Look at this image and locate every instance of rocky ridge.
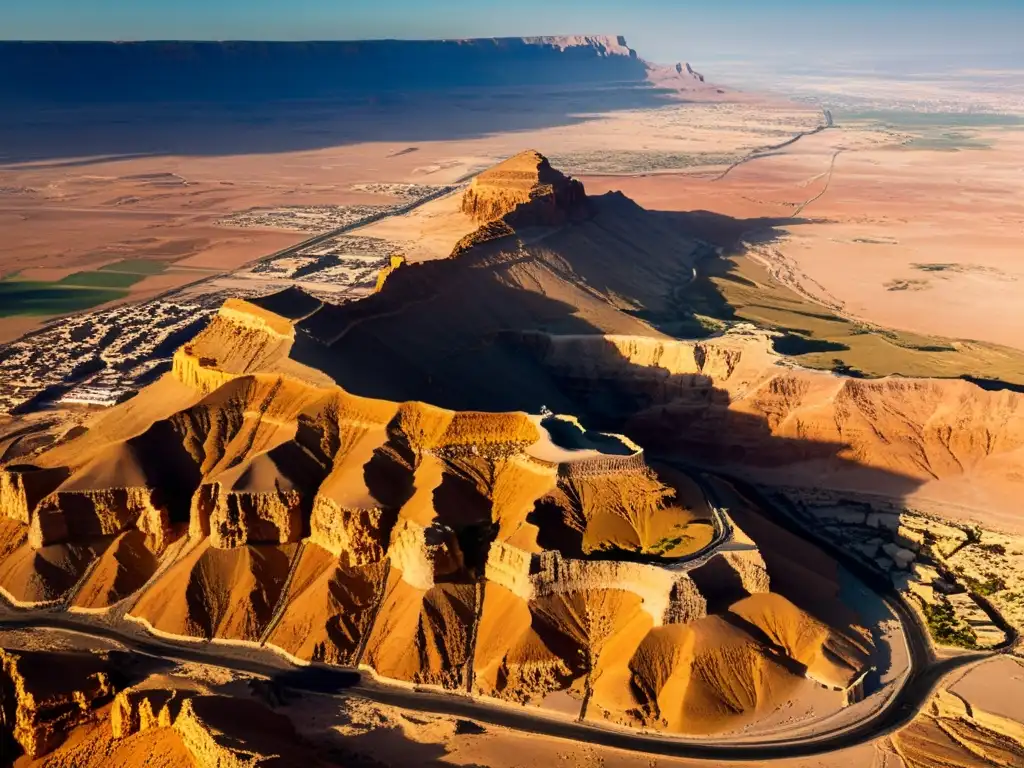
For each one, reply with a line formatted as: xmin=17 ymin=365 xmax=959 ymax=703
xmin=460 ymin=149 xmax=589 ymax=226
xmin=0 ymin=300 xmax=870 ymax=734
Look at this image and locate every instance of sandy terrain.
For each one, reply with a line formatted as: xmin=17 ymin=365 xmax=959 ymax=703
xmin=0 ymin=95 xmax=822 ymax=343
xmin=2 ymin=49 xmax=1024 ymax=764
xmin=582 ymin=120 xmax=1024 ymax=351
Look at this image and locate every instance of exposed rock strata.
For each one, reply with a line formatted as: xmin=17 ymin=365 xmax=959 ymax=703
xmin=460 ymin=150 xmax=588 ymax=226
xmin=0 ymin=297 xmax=874 ymax=736
xmin=0 ymin=648 xmax=115 ymax=758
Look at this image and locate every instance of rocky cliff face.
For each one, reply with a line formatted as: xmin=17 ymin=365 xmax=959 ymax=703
xmin=1 ymin=36 xmax=652 ymax=104
xmin=0 ymin=649 xmax=114 ymax=758
xmin=0 ymin=299 xmax=872 ymax=736
xmin=460 ymin=150 xmax=589 ymax=227
xmin=522 ymin=329 xmax=1024 ymax=516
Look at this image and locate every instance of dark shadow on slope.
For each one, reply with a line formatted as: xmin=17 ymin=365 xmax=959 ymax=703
xmin=278 ymin=197 xmax=930 ymax=648
xmin=688 ymin=554 xmax=751 ymax=614
xmin=289 ymin=199 xmax=816 ymax=413
xmin=278 ymin=197 xmax=935 ymax=642
xmin=540 ymin=415 xmax=634 ymax=456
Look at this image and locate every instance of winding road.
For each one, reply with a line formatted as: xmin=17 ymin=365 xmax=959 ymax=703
xmin=0 ymin=466 xmax=1007 ymax=761
xmin=713 ymin=109 xmax=835 ymax=182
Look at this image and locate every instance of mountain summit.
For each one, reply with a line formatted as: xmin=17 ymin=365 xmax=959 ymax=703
xmin=460 ymin=149 xmax=588 ymax=225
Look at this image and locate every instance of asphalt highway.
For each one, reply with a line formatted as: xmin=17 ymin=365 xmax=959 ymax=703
xmin=0 ymin=467 xmax=1005 ymax=761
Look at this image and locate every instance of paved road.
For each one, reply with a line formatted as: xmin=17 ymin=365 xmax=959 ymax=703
xmin=0 ymin=466 xmax=1004 ymax=761
xmin=713 ymin=109 xmax=835 ymax=182
xmin=0 ymin=605 xmax=992 ymax=762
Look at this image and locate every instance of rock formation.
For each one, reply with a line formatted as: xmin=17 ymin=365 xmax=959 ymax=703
xmin=0 ymin=154 xmax=917 ymax=742
xmin=0 ymin=648 xmax=115 ymax=757
xmin=0 ymin=661 xmax=342 ymax=766
xmin=0 ymin=299 xmax=870 ymax=735
xmin=460 ymin=150 xmax=588 ymax=226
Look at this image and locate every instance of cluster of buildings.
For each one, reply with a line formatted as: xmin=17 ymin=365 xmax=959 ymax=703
xmin=770 ymin=486 xmax=1007 ymax=649
xmin=0 ymin=300 xmax=213 ymax=415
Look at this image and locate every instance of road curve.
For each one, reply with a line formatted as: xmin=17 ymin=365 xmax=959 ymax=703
xmin=0 ymin=607 xmax=992 ymax=762
xmin=0 ymin=468 xmax=1001 ymax=761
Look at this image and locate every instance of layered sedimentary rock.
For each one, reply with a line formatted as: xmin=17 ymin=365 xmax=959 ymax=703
xmin=41 ymin=674 xmax=332 ymax=767
xmin=530 ymin=551 xmax=706 ymax=625
xmin=522 ymin=330 xmax=1024 ymax=518
xmin=0 ymin=649 xmax=115 ymax=757
xmin=0 ymin=297 xmax=874 ymax=736
xmin=0 ymin=154 xmax=895 ymax=737
xmin=460 ymin=150 xmax=588 ymax=226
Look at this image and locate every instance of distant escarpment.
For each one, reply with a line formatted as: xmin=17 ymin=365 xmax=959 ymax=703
xmin=1 ymin=36 xmax=652 ymax=104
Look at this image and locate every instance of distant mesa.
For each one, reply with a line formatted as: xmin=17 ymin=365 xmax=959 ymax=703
xmin=676 ymin=62 xmax=705 ymax=82
xmin=1 ymin=36 xmax=657 ymax=104
xmin=520 ymin=34 xmax=639 ymax=58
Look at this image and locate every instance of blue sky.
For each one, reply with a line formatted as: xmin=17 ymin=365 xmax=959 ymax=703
xmin=4 ymin=0 xmax=1023 ymax=70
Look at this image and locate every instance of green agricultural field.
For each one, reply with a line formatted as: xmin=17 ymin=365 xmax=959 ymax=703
xmin=59 ymin=270 xmax=147 ymax=288
xmin=0 ymin=280 xmax=127 ymax=317
xmin=97 ymin=258 xmax=171 ymax=275
xmin=666 ymin=252 xmax=1024 ymax=387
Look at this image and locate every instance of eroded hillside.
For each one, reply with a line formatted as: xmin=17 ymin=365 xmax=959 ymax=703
xmin=3 ymin=151 xmax=1023 ymax=761
xmin=0 ymin=299 xmax=871 ymax=739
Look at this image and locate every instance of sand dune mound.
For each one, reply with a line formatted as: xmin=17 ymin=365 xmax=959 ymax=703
xmin=362 ymin=568 xmax=476 ymax=688
xmin=71 ymin=529 xmax=160 ymax=611
xmin=629 ymin=615 xmax=804 ymax=734
xmin=266 ymin=544 xmax=387 ymax=665
xmin=130 ymin=540 xmax=298 ymax=641
xmin=729 ymin=592 xmax=871 ymax=690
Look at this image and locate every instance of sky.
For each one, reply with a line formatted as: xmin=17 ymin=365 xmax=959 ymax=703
xmin=3 ymin=0 xmax=1023 ymax=73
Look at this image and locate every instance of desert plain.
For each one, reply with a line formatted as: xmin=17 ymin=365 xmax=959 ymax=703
xmin=0 ymin=36 xmax=1023 ymax=768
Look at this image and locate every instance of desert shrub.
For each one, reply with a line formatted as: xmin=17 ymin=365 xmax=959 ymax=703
xmin=921 ymin=597 xmax=977 ymax=649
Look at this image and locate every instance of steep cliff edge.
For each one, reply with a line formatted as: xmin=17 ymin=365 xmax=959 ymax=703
xmin=0 ymin=298 xmax=871 ymax=736
xmin=460 ymin=150 xmax=589 ymax=226
xmin=523 ymin=330 xmax=1024 ymax=524
xmin=1 ymin=36 xmax=659 ymax=104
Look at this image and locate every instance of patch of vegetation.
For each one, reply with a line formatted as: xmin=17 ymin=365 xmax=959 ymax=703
xmin=666 ymin=251 xmax=1024 ymax=385
xmin=830 ymin=359 xmax=868 ymax=378
xmin=884 ymin=278 xmax=930 ymax=292
xmin=59 ymin=271 xmax=147 ymax=289
xmin=97 ymin=258 xmax=170 ymax=275
xmin=0 ymin=280 xmax=127 ymax=317
xmin=921 ymin=596 xmax=978 ymax=649
xmin=912 ymin=263 xmax=958 ymax=273
xmin=772 ymin=333 xmax=850 ymax=355
xmin=651 ymin=533 xmax=694 ymax=556
xmin=835 ymin=111 xmax=1024 ymax=129
xmin=978 ymin=542 xmax=1007 ymax=556
xmin=963 ymin=572 xmax=1007 ymax=596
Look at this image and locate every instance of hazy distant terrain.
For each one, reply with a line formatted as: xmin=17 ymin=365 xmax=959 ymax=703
xmin=2 ymin=33 xmax=1024 ymax=768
